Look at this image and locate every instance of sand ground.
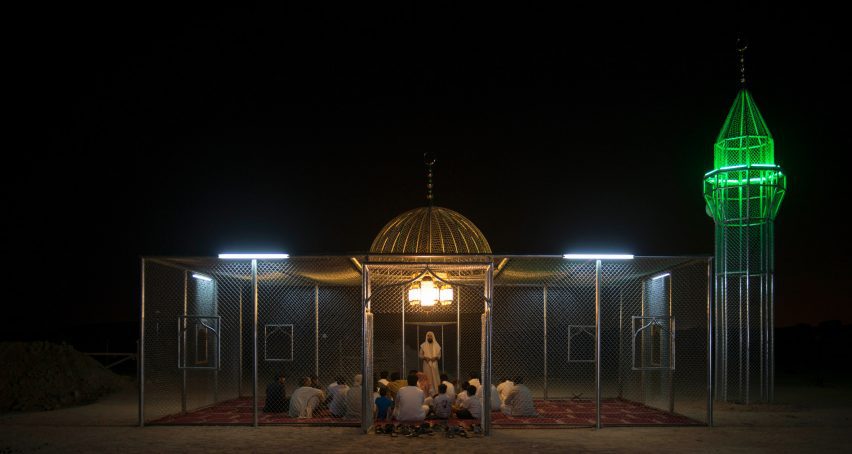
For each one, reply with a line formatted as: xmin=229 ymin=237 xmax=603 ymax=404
xmin=1 ymin=382 xmax=850 ymax=453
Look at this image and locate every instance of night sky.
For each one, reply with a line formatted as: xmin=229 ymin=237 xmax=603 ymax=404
xmin=8 ymin=3 xmax=849 ymax=340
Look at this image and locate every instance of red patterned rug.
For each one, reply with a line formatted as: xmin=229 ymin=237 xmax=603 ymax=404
xmin=150 ymin=397 xmax=702 ymax=427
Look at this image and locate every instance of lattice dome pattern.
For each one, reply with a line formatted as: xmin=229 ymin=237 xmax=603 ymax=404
xmin=370 ymin=206 xmax=491 ymax=254
xmin=714 ymin=89 xmax=774 ymax=168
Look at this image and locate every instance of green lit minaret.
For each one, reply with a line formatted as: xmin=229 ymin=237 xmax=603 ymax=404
xmin=704 ymin=41 xmax=786 ymax=404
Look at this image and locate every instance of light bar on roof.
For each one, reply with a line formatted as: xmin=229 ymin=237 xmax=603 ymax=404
xmin=218 ymin=253 xmax=290 ymax=259
xmin=563 ymin=254 xmax=634 ymax=260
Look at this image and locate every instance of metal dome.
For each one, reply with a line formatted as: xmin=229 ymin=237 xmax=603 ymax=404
xmin=370 ymin=206 xmax=491 ymax=254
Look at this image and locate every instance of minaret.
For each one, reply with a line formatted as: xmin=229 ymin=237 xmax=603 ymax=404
xmin=704 ymin=40 xmax=786 ymax=404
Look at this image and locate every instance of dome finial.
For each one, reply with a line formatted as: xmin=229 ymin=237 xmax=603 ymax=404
xmin=736 ymin=35 xmax=748 ymax=88
xmin=424 ymin=152 xmax=436 ymax=206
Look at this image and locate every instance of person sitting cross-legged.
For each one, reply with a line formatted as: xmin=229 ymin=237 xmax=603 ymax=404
xmin=432 ymin=383 xmax=453 ymax=419
xmin=263 ymin=372 xmax=289 ymax=413
xmin=374 ymin=387 xmax=394 ymax=421
xmin=327 ymin=376 xmax=349 ymax=417
xmin=455 ymin=384 xmax=482 ymax=419
xmin=394 ymin=374 xmax=430 ymax=423
xmin=343 ymin=374 xmax=363 ymax=419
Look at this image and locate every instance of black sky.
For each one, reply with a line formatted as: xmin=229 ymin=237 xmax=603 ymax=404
xmin=7 ymin=2 xmax=850 ymax=338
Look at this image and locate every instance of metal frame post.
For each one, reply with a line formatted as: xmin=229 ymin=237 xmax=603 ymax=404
xmin=668 ymin=273 xmax=674 ymax=413
xmin=595 ymin=259 xmax=602 ymax=430
xmin=138 ymin=258 xmax=146 ymax=427
xmin=618 ymin=287 xmax=623 ymax=399
xmin=182 ymin=270 xmax=188 ymax=413
xmin=401 ymin=287 xmax=406 ymax=376
xmin=707 ymin=258 xmax=715 ymax=426
xmin=457 ymin=290 xmax=461 ymax=384
xmin=543 ymin=285 xmax=548 ymax=400
xmin=361 ymin=265 xmax=372 ymax=433
xmin=238 ymin=288 xmax=243 ymax=397
xmin=483 ymin=262 xmax=494 ymax=435
xmin=251 ymin=259 xmax=259 ymax=427
xmin=315 ymin=285 xmax=320 ymax=378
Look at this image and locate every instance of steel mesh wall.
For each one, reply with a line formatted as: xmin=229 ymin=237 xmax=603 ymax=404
xmin=599 ymin=258 xmax=710 ymax=425
xmin=492 ymin=257 xmax=710 ymax=426
xmin=143 ymin=256 xmax=709 ymax=429
xmin=142 ymin=259 xmax=248 ymax=423
xmin=142 ymin=257 xmax=362 ymax=425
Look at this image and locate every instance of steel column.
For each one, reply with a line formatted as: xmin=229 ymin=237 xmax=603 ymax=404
xmin=457 ymin=291 xmax=461 ymax=385
xmin=138 ymin=258 xmax=145 ymax=427
xmin=595 ymin=259 xmax=601 ymax=430
xmin=401 ymin=287 xmax=405 ymax=376
xmin=182 ymin=270 xmax=188 ymax=414
xmin=483 ymin=262 xmax=494 ymax=435
xmin=251 ymin=259 xmax=258 ymax=427
xmin=668 ymin=273 xmax=674 ymax=413
xmin=238 ymin=288 xmax=243 ymax=397
xmin=543 ymin=285 xmax=548 ymax=401
xmin=707 ymin=258 xmax=715 ymax=426
xmin=315 ymin=285 xmax=320 ymax=378
xmin=361 ymin=266 xmax=372 ymax=433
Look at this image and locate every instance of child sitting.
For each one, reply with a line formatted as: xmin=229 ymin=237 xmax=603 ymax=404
xmin=374 ymin=387 xmax=394 ymax=421
xmin=432 ymin=383 xmax=452 ymax=419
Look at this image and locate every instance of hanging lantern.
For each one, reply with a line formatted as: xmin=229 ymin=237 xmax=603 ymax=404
xmin=407 ymin=273 xmax=452 ymax=308
xmin=408 ymin=281 xmax=421 ymax=305
xmin=419 ymin=275 xmax=437 ymax=307
xmin=438 ymin=282 xmax=453 ymax=305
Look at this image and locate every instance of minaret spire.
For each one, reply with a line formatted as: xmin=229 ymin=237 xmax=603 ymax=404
xmin=424 ymin=152 xmax=435 ymax=206
xmin=737 ymin=35 xmax=748 ymax=88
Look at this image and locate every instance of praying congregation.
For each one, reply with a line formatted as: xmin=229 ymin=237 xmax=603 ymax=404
xmin=264 ymin=332 xmax=537 ymax=424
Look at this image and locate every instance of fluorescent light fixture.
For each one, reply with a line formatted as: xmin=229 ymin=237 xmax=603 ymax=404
xmin=218 ymin=253 xmax=290 ymax=259
xmin=192 ymin=273 xmax=212 ymax=281
xmin=651 ymin=273 xmax=671 ymax=281
xmin=563 ymin=254 xmax=634 ymax=260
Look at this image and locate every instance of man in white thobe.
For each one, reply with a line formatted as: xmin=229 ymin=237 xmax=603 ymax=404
xmin=289 ymin=377 xmax=326 ymax=418
xmin=343 ymin=374 xmax=362 ymax=419
xmin=440 ymin=373 xmax=456 ymax=402
xmin=500 ymin=377 xmax=538 ymax=417
xmin=419 ymin=331 xmax=441 ymax=395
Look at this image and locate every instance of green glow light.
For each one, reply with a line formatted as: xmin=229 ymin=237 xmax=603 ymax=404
xmin=713 ymin=90 xmax=774 ymax=169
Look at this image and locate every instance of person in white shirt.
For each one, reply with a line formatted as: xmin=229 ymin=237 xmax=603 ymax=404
xmin=289 ymin=377 xmax=326 ymax=418
xmin=394 ymin=374 xmax=429 ymax=422
xmin=455 ymin=381 xmax=470 ymax=406
xmin=343 ymin=374 xmax=362 ymax=419
xmin=327 ymin=377 xmax=349 ymax=417
xmin=456 ymin=384 xmax=482 ymax=419
xmin=440 ymin=374 xmax=456 ymax=402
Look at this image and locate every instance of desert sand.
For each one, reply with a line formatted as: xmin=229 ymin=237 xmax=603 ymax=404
xmin=1 ymin=382 xmax=850 ymax=453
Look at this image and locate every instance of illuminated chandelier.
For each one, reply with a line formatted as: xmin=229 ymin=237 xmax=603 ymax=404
xmin=408 ymin=273 xmax=453 ymax=307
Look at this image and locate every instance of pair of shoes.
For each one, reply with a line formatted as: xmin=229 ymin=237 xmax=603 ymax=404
xmin=471 ymin=424 xmax=483 ymax=436
xmin=456 ymin=426 xmax=470 ymax=438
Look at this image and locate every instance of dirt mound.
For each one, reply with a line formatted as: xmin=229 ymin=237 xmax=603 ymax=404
xmin=0 ymin=341 xmax=124 ymax=411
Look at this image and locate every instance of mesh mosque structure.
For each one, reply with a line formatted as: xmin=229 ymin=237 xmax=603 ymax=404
xmin=139 ymin=85 xmax=785 ymax=434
